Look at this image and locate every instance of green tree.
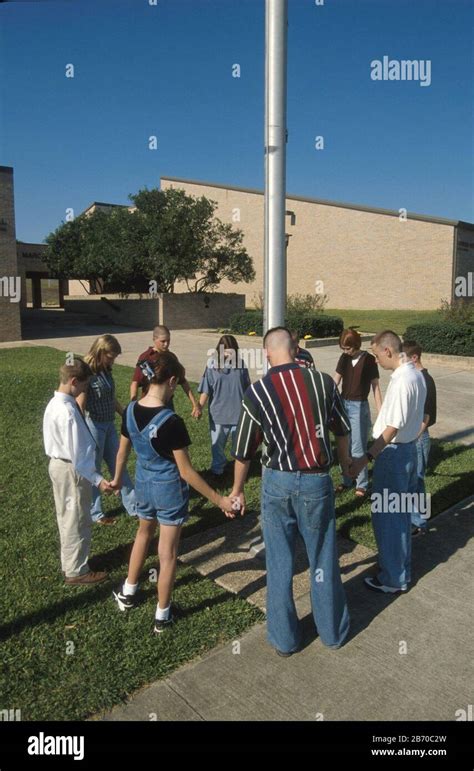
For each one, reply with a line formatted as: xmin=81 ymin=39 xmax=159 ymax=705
xmin=43 ymin=188 xmax=255 ymax=294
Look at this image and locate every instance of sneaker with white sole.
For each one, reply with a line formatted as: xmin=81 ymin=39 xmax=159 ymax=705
xmin=112 ymin=587 xmax=138 ymax=611
xmin=153 ymin=613 xmax=175 ymax=634
xmin=364 ymin=576 xmax=407 ymax=594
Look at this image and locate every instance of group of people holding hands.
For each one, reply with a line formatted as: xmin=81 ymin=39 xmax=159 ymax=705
xmin=43 ymin=321 xmax=436 ymax=650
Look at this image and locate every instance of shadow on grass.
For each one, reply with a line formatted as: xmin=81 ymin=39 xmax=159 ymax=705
xmin=0 ymin=564 xmax=231 ymax=643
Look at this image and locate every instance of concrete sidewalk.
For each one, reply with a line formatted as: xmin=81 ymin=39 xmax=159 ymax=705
xmin=97 ymin=496 xmax=473 ymax=722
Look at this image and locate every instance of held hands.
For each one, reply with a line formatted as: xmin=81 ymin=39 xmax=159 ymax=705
xmin=347 ymin=456 xmax=367 ymax=479
xmin=220 ymin=491 xmax=246 ymax=519
xmin=340 ymin=457 xmax=353 ymax=479
xmin=191 ymin=405 xmax=202 ymax=420
xmin=108 ymin=478 xmax=122 ymax=496
xmin=99 ymin=479 xmax=121 ymax=496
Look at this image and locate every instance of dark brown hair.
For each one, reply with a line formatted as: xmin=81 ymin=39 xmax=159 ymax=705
xmin=402 ymin=340 xmax=422 ymax=359
xmin=148 ymin=351 xmax=185 ymax=385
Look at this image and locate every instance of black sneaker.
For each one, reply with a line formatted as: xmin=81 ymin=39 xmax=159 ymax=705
xmin=112 ymin=587 xmax=138 ymax=611
xmin=153 ymin=613 xmax=175 ymax=634
xmin=364 ymin=576 xmax=408 ymax=594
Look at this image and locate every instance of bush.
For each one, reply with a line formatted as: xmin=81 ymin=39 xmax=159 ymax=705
xmin=437 ymin=299 xmax=474 ymax=324
xmin=286 ymin=292 xmax=327 ymax=314
xmin=229 ymin=310 xmax=343 ymax=339
xmin=404 ymin=321 xmax=474 ymax=357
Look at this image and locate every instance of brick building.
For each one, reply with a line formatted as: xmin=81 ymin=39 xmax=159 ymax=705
xmin=161 ymin=176 xmax=474 ymax=311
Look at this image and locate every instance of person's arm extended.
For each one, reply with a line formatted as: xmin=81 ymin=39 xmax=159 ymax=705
xmin=111 ymin=435 xmax=132 ymax=489
xmin=115 ymin=398 xmax=124 ymax=417
xmin=181 ymin=379 xmax=202 ymax=418
xmin=173 ymin=448 xmax=234 ymax=512
xmin=199 ymin=392 xmax=209 ymax=409
xmin=229 ymin=459 xmax=250 ymax=517
xmin=371 ymin=378 xmax=383 ymax=413
xmin=333 ymin=372 xmax=342 ymax=387
xmin=349 ymin=425 xmax=398 ymax=479
xmin=335 ymin=434 xmax=351 ymax=478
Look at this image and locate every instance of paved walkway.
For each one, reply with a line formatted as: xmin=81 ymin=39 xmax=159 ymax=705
xmin=96 ymin=496 xmax=473 ymax=721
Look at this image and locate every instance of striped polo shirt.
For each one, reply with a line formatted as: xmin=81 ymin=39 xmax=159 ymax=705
xmin=232 ymin=362 xmax=350 ymax=471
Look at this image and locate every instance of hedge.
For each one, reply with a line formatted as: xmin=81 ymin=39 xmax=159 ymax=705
xmin=404 ymin=321 xmax=474 ymax=357
xmin=228 ymin=310 xmax=344 ymax=339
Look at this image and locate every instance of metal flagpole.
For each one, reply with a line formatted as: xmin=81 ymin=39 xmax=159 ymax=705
xmin=250 ymin=0 xmax=288 ymax=560
xmin=264 ymin=0 xmax=288 ymax=334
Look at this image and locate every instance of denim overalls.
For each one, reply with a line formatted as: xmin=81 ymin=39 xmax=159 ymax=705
xmin=126 ymin=403 xmax=189 ymax=525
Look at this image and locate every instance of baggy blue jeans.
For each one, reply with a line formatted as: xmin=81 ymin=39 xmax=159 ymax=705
xmin=342 ymin=399 xmax=371 ymax=490
xmin=86 ymin=418 xmax=136 ymax=522
xmin=210 ymin=421 xmax=236 ymax=475
xmin=412 ymin=429 xmax=431 ymax=529
xmin=261 ymin=467 xmax=350 ymax=653
xmin=371 ymin=442 xmax=417 ymax=588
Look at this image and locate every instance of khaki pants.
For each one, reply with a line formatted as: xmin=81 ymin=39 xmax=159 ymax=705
xmin=48 ymin=458 xmax=92 ymax=578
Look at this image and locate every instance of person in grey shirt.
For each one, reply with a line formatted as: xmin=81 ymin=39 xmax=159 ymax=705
xmin=198 ymin=335 xmax=251 ymax=476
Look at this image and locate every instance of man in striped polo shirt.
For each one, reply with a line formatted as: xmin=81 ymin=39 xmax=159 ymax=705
xmin=230 ymin=327 xmax=352 ymax=656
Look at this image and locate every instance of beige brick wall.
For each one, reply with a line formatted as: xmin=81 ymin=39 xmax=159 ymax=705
xmin=0 ymin=167 xmax=21 ymax=341
xmin=161 ymin=179 xmax=456 ymax=310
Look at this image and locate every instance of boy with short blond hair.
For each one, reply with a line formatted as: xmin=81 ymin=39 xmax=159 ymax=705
xmin=43 ymin=357 xmax=111 ymax=584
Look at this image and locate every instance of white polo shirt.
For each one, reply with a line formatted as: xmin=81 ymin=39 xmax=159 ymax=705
xmin=373 ymin=362 xmax=426 ymax=443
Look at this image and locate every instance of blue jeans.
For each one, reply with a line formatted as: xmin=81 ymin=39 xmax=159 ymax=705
xmin=342 ymin=399 xmax=371 ymax=490
xmin=371 ymin=442 xmax=417 ymax=589
xmin=210 ymin=421 xmax=236 ymax=475
xmin=261 ymin=467 xmax=350 ymax=653
xmin=86 ymin=418 xmax=136 ymax=522
xmin=412 ymin=430 xmax=430 ymax=528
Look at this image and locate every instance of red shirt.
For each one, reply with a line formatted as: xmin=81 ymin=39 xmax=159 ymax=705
xmin=132 ymin=346 xmax=156 ymax=388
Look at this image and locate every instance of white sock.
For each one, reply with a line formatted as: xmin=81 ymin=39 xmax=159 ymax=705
xmin=156 ymin=604 xmax=170 ymax=621
xmin=123 ymin=579 xmax=138 ymax=596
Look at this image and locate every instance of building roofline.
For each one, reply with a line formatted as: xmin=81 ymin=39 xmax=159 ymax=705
xmin=161 ymin=176 xmax=473 ymax=229
xmin=84 ymin=201 xmax=131 ymax=209
xmin=0 ymin=166 xmax=13 ymax=174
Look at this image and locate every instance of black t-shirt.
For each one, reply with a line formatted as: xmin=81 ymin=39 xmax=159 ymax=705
xmin=421 ymin=369 xmax=437 ymax=427
xmin=121 ymin=403 xmax=191 ymax=463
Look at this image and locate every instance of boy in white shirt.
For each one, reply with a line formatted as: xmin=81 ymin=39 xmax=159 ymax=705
xmin=43 ymin=357 xmax=112 ymax=584
xmin=349 ymin=330 xmax=426 ymax=593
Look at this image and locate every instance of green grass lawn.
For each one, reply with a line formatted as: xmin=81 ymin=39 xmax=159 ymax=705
xmin=324 ymin=309 xmax=441 ymax=335
xmin=1 ymin=346 xmax=473 ymax=720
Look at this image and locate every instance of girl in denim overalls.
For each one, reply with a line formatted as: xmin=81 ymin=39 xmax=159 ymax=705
xmin=110 ymin=351 xmax=237 ymax=633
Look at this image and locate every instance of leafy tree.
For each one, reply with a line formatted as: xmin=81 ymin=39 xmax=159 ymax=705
xmin=43 ymin=187 xmax=255 ymax=294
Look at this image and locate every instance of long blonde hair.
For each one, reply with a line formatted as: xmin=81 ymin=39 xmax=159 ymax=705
xmin=84 ymin=334 xmax=122 ymax=373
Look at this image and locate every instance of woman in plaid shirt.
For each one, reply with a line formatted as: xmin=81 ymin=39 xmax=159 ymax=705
xmin=77 ymin=335 xmax=136 ymax=525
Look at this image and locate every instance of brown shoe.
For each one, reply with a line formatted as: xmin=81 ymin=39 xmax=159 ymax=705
xmin=65 ymin=571 xmax=108 ymax=585
xmin=96 ymin=516 xmax=117 ymax=526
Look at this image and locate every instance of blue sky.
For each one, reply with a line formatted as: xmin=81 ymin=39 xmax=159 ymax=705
xmin=1 ymin=0 xmax=473 ymax=243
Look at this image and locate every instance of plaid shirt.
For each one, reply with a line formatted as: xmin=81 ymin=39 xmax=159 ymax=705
xmin=233 ymin=363 xmax=350 ymax=471
xmin=86 ymin=370 xmax=116 ymax=423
